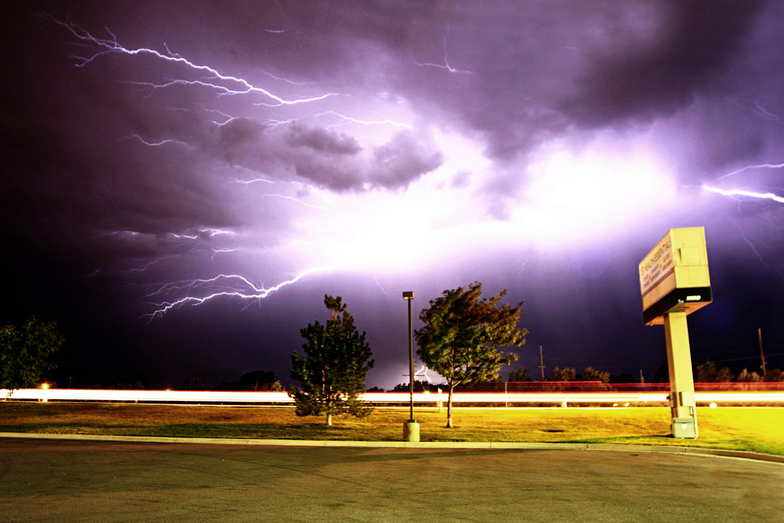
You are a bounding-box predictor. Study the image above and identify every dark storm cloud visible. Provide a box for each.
[210,118,441,191]
[295,0,772,173]
[367,130,444,189]
[562,0,767,126]
[285,124,362,155]
[286,127,443,191]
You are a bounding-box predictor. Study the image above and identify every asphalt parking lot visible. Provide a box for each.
[1,437,782,522]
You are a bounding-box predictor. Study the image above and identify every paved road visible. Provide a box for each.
[1,437,782,522]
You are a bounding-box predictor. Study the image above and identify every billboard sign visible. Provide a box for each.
[639,227,712,325]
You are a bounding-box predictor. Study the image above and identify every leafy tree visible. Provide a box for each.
[581,367,610,383]
[179,377,206,391]
[552,367,577,381]
[695,361,733,382]
[508,366,532,382]
[415,282,526,428]
[609,373,636,384]
[652,363,670,383]
[735,368,762,383]
[289,295,374,425]
[763,368,784,382]
[0,316,64,391]
[391,380,439,392]
[113,371,149,390]
[214,370,277,391]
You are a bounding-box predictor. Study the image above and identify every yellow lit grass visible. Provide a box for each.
[1,402,782,456]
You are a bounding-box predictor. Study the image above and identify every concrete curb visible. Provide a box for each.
[2,431,782,464]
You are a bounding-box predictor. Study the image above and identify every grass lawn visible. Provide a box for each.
[1,402,782,456]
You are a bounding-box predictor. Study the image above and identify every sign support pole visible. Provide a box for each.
[639,227,710,439]
[664,311,698,438]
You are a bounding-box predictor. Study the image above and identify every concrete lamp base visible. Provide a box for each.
[403,421,420,442]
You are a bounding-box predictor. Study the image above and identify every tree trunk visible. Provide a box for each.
[446,384,454,428]
[326,412,332,426]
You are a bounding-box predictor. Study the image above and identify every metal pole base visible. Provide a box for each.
[403,420,420,442]
[672,417,697,439]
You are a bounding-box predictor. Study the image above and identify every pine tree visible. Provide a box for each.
[415,282,527,428]
[288,295,374,425]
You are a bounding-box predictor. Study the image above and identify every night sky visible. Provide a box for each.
[2,1,783,390]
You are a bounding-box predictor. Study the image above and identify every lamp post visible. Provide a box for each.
[402,291,419,442]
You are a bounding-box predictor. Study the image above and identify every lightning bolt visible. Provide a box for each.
[415,31,473,74]
[229,176,335,207]
[703,172,784,277]
[716,162,784,180]
[200,228,236,238]
[702,185,784,204]
[45,15,338,106]
[45,15,391,321]
[415,364,437,383]
[753,101,782,122]
[144,267,334,320]
[210,248,238,262]
[315,111,412,130]
[731,220,779,276]
[122,134,188,147]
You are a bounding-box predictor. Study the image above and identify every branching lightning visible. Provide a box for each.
[46,14,410,321]
[315,111,412,130]
[703,185,784,204]
[122,133,188,147]
[415,34,473,74]
[703,165,784,277]
[144,267,334,320]
[45,15,338,106]
[716,162,784,180]
[415,364,436,383]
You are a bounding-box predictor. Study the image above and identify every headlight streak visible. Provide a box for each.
[7,388,784,405]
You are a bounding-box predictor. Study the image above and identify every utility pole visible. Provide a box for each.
[640,369,645,385]
[538,345,546,380]
[758,328,767,375]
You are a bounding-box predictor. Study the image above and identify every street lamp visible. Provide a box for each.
[402,291,415,420]
[402,291,419,442]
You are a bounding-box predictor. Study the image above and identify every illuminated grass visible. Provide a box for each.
[1,403,782,456]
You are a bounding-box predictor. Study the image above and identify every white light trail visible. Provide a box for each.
[8,388,784,405]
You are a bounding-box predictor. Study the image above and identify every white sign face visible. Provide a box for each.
[639,232,674,297]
